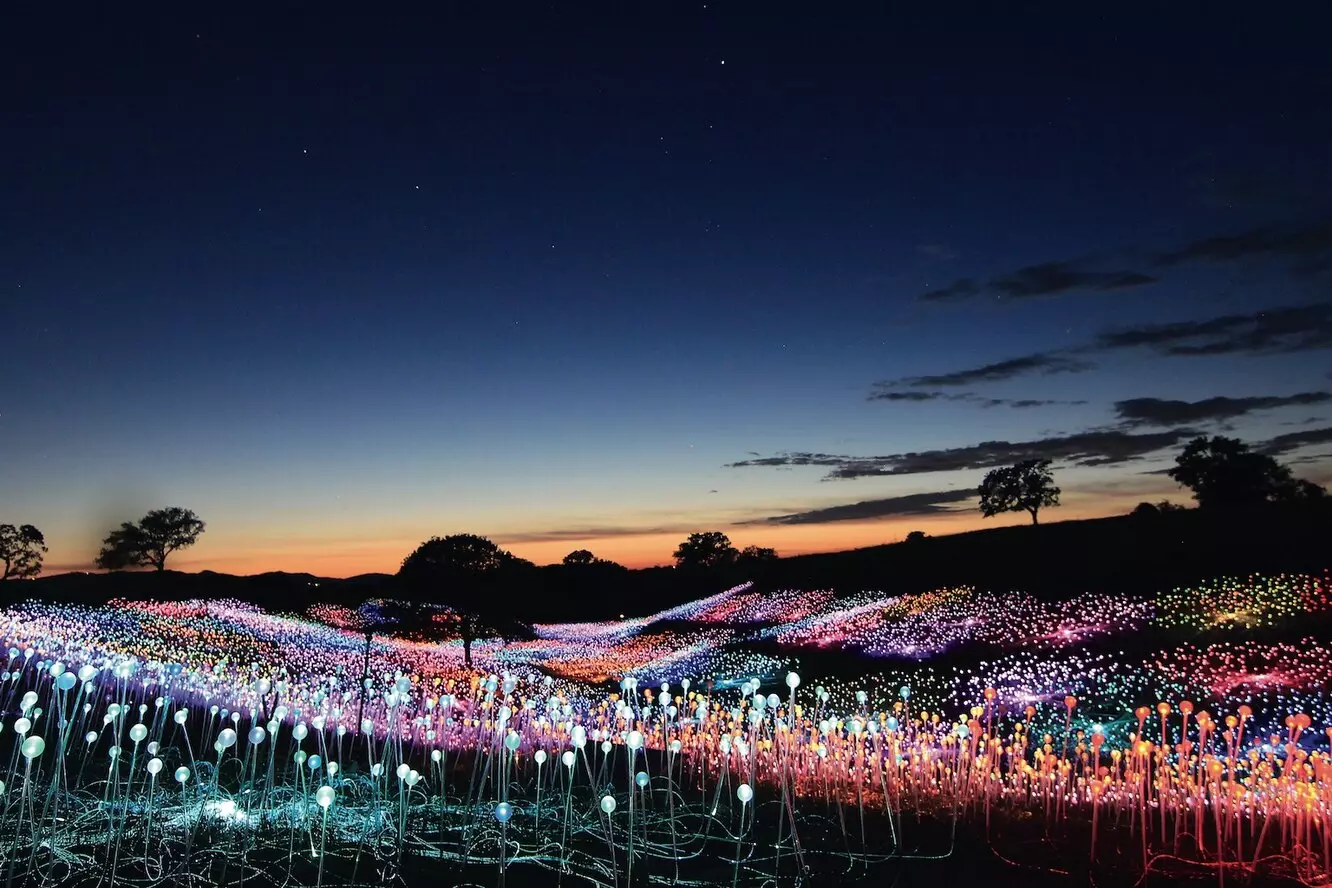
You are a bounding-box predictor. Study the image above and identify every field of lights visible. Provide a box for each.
[0,571,1328,886]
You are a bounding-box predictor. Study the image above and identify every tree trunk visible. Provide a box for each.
[463,636,472,668]
[1029,508,1039,525]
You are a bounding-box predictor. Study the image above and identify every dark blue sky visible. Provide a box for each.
[4,5,1331,573]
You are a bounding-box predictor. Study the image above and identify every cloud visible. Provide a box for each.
[918,278,980,302]
[916,219,1331,305]
[916,244,958,260]
[877,303,1331,400]
[756,489,975,525]
[976,397,1089,409]
[990,263,1159,299]
[1155,221,1332,266]
[1259,426,1332,457]
[868,389,1086,408]
[919,263,1157,302]
[1094,302,1332,357]
[883,352,1096,388]
[497,526,692,544]
[728,429,1194,480]
[1114,392,1332,428]
[868,390,962,403]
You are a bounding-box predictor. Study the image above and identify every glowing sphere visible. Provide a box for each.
[56,672,77,692]
[146,758,163,776]
[737,783,753,804]
[786,671,800,689]
[627,730,644,750]
[14,718,31,736]
[130,724,148,743]
[315,786,335,809]
[175,766,190,784]
[534,749,547,765]
[308,754,322,771]
[562,751,576,768]
[292,723,308,741]
[504,732,521,752]
[494,802,513,823]
[20,736,44,760]
[600,795,617,814]
[248,726,266,745]
[174,709,188,725]
[635,771,649,788]
[217,728,237,749]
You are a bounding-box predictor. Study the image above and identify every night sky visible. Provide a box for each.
[5,6,1331,575]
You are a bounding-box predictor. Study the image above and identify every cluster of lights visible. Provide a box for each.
[1153,572,1331,632]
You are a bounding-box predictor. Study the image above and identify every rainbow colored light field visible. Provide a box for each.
[0,573,1327,886]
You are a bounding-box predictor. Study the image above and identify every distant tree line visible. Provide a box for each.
[2,434,1325,589]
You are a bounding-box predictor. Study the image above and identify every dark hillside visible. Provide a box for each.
[10,502,1330,622]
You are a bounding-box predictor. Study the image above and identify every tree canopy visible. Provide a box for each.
[1167,435,1326,510]
[0,524,47,581]
[672,531,739,570]
[397,534,534,666]
[978,459,1060,525]
[561,549,623,569]
[94,507,205,572]
[737,545,778,564]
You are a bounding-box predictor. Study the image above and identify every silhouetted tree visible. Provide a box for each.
[95,507,205,572]
[905,530,928,542]
[562,549,623,570]
[397,534,533,667]
[562,549,597,567]
[1167,436,1324,510]
[737,545,777,564]
[0,524,46,581]
[978,459,1060,525]
[672,531,739,570]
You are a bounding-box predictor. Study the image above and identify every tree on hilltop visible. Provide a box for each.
[673,531,739,570]
[562,549,623,569]
[95,507,205,572]
[1167,435,1326,510]
[978,459,1060,525]
[737,545,777,565]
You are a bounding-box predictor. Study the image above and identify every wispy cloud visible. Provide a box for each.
[868,389,1085,408]
[1260,426,1332,457]
[920,262,1157,302]
[754,489,975,524]
[1094,302,1332,356]
[883,353,1095,388]
[917,219,1331,304]
[1155,221,1332,267]
[728,429,1195,480]
[1114,392,1332,428]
